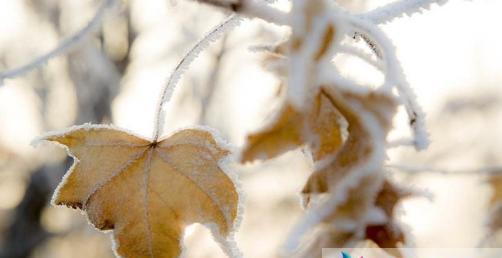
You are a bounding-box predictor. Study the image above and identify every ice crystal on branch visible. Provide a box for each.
[191,0,446,255]
[362,0,451,24]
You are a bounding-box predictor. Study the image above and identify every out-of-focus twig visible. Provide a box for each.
[198,34,229,125]
[0,0,115,83]
[359,0,451,25]
[387,164,502,175]
[0,1,132,257]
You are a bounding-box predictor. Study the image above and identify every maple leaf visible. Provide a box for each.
[297,179,409,258]
[271,86,397,256]
[37,124,240,258]
[365,180,410,257]
[241,0,341,164]
[302,87,397,196]
[241,88,344,163]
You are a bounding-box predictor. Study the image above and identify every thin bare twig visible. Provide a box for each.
[360,0,451,25]
[0,0,115,83]
[199,34,229,125]
[387,164,502,175]
[337,44,384,71]
[349,16,430,150]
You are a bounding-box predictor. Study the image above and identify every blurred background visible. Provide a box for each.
[0,0,501,257]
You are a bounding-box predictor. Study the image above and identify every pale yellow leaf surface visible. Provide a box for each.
[241,90,343,163]
[309,89,345,161]
[242,2,340,164]
[294,87,399,257]
[302,87,397,195]
[40,125,239,258]
[241,103,303,163]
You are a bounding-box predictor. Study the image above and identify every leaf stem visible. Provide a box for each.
[152,15,241,141]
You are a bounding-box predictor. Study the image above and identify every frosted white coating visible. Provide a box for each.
[161,124,245,258]
[242,0,288,25]
[387,137,416,148]
[287,4,347,110]
[347,15,430,150]
[365,207,388,225]
[318,63,372,95]
[25,0,464,255]
[195,125,244,258]
[287,0,316,110]
[337,44,384,72]
[361,0,451,25]
[153,15,242,141]
[32,123,152,147]
[34,122,244,258]
[281,92,389,254]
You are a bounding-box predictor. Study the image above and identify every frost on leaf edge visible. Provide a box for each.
[32,123,244,258]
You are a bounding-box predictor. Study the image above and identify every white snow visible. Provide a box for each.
[361,0,451,25]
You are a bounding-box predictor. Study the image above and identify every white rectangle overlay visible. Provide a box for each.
[323,248,502,258]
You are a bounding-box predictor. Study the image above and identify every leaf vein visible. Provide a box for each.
[84,149,148,208]
[156,151,230,230]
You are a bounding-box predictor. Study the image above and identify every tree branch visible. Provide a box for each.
[193,0,288,25]
[360,0,451,24]
[387,164,502,175]
[0,0,115,84]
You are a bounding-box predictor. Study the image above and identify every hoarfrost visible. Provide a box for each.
[153,15,242,140]
[361,0,451,25]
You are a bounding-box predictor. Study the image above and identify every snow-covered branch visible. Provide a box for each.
[0,0,115,84]
[348,15,430,150]
[193,0,288,25]
[337,44,384,71]
[360,0,451,24]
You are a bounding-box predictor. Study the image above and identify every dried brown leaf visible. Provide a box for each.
[40,125,239,258]
[241,89,343,163]
[489,175,502,205]
[302,87,397,195]
[367,181,409,252]
[300,179,409,258]
[486,175,502,238]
